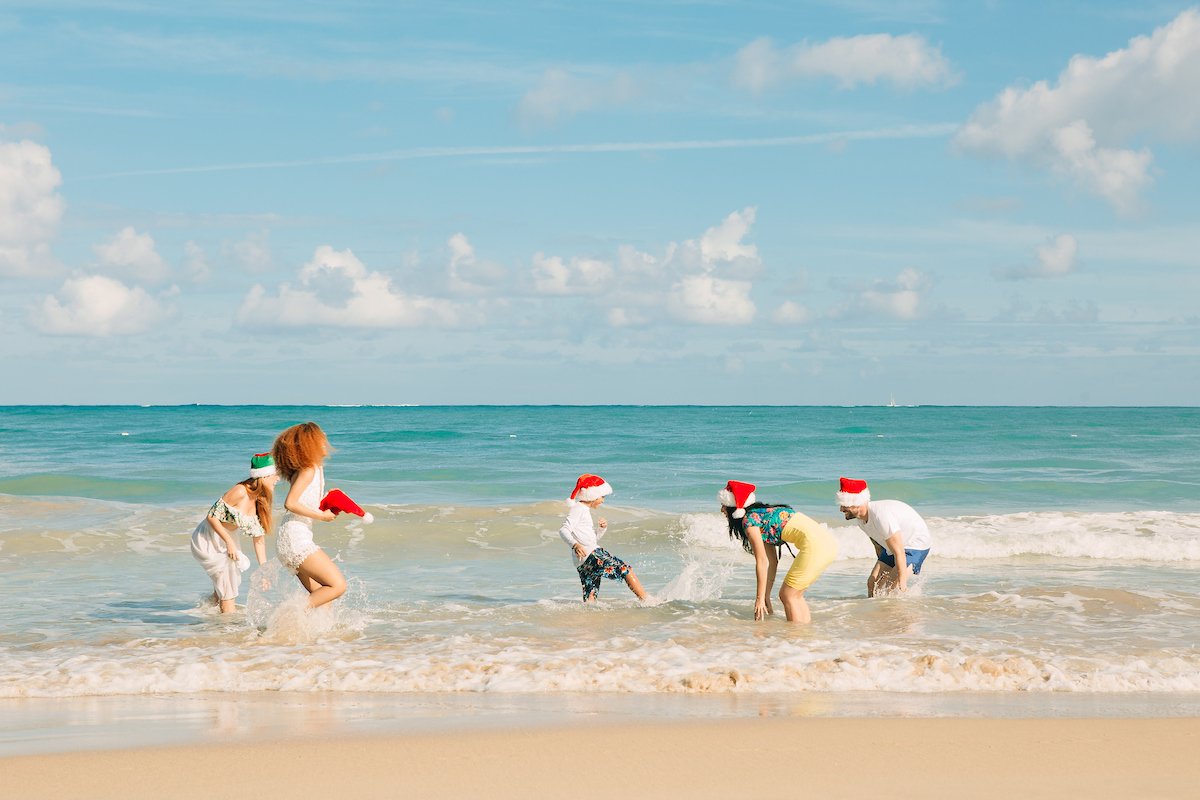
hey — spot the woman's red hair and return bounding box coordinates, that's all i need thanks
[272,422,331,482]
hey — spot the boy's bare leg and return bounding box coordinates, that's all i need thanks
[624,570,647,601]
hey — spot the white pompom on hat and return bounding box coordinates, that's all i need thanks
[571,474,613,502]
[836,476,871,507]
[718,479,757,519]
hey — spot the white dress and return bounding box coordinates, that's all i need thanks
[190,498,261,601]
[276,466,324,572]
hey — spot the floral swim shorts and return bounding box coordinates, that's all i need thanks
[576,547,632,600]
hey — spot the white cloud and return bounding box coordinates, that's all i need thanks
[595,207,765,326]
[448,233,477,293]
[955,8,1200,211]
[34,274,174,336]
[237,245,463,329]
[515,33,953,127]
[699,207,759,265]
[448,233,506,293]
[667,275,756,325]
[93,226,169,283]
[1036,233,1079,276]
[517,68,639,127]
[512,207,765,325]
[0,137,63,276]
[733,33,956,92]
[865,267,926,319]
[617,245,660,275]
[183,240,210,282]
[531,252,613,295]
[222,229,272,272]
[994,233,1079,280]
[656,206,762,278]
[772,300,812,325]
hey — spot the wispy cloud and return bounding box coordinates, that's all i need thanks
[734,33,957,92]
[85,123,958,179]
[994,234,1079,281]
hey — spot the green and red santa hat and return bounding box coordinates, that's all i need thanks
[718,479,756,519]
[249,452,276,479]
[836,476,870,507]
[570,474,613,502]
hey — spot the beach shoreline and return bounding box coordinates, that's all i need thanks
[7,689,1200,759]
[3,716,1198,799]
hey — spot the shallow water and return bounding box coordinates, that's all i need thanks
[1,406,1197,726]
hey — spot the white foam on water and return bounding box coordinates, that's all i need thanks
[245,561,370,645]
[927,511,1200,561]
[4,636,1200,697]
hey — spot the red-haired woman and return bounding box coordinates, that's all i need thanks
[272,422,346,609]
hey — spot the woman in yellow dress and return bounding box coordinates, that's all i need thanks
[719,479,838,624]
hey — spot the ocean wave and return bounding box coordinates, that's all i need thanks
[675,510,1200,562]
[4,496,1200,563]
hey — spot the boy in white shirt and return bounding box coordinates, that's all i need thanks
[559,474,647,602]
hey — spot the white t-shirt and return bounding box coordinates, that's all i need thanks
[558,501,605,566]
[857,499,932,554]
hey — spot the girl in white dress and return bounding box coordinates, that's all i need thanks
[190,453,279,613]
[271,422,346,609]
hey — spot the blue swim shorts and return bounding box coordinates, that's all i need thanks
[576,547,632,600]
[877,548,930,574]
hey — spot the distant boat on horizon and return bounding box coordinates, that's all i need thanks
[886,394,898,407]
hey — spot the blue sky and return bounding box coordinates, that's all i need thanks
[2,0,1198,405]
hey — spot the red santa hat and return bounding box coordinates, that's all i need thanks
[718,480,757,519]
[570,474,613,502]
[836,476,870,508]
[319,489,375,524]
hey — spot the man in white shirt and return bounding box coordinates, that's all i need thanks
[836,476,931,597]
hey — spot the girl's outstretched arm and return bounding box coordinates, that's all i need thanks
[284,467,336,522]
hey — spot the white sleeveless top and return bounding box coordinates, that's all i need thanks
[281,466,324,528]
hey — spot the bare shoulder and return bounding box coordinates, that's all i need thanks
[223,484,249,504]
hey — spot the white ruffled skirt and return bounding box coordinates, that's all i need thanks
[190,522,250,601]
[276,516,321,572]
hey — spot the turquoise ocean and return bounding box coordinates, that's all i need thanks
[2,406,1199,751]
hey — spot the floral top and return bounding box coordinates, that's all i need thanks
[207,498,266,538]
[741,506,794,545]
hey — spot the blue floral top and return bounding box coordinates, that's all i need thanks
[742,506,794,545]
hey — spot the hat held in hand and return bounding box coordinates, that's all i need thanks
[320,489,374,524]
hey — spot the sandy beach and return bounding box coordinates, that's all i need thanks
[3,716,1197,799]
